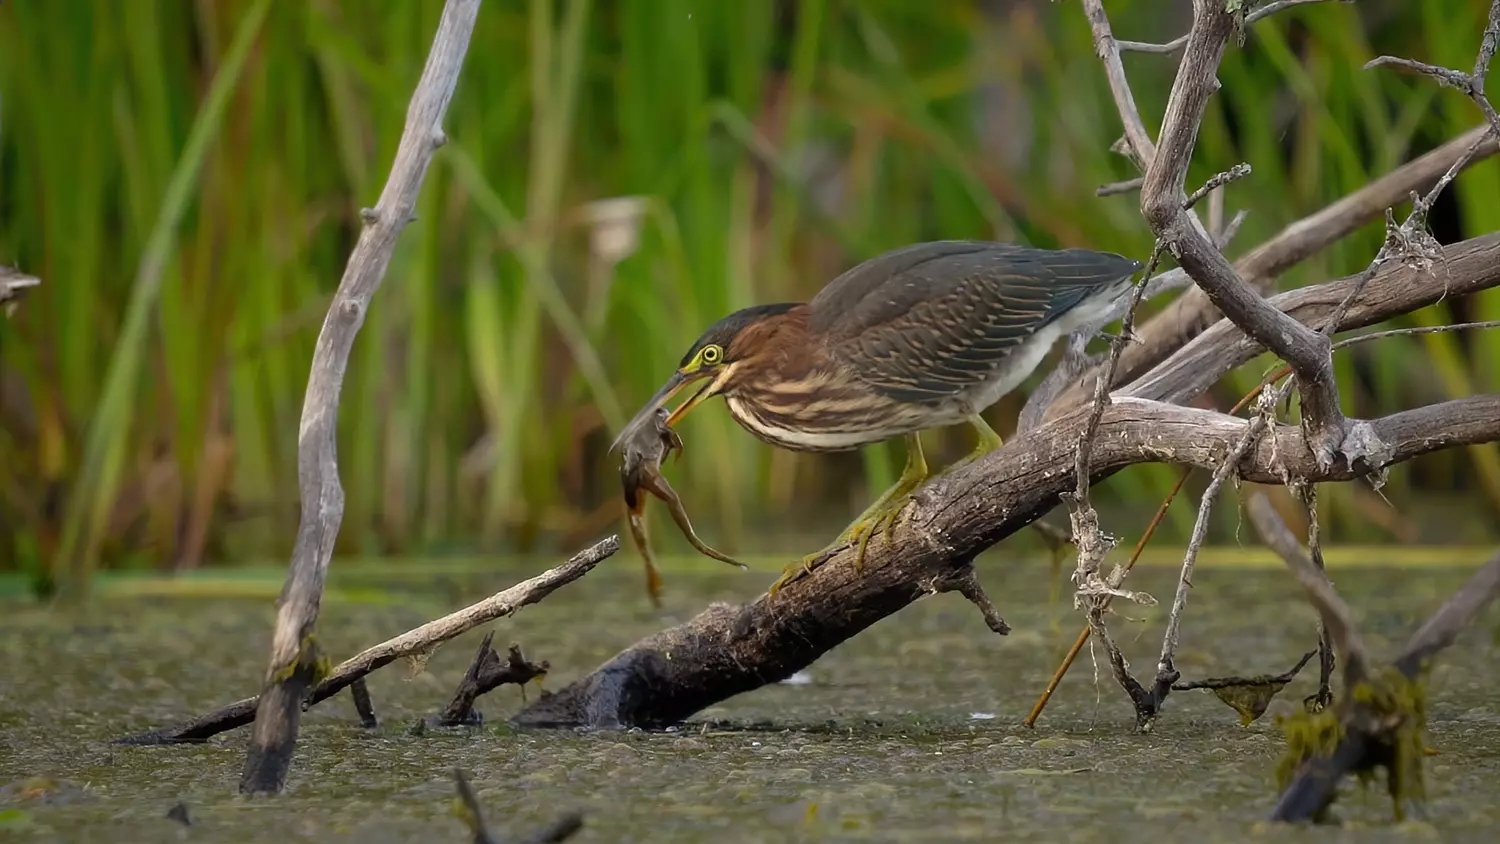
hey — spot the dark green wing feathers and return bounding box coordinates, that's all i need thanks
[808,241,1140,404]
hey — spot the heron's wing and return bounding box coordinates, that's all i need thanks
[809,241,1139,404]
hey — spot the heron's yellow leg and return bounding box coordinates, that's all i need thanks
[770,434,928,594]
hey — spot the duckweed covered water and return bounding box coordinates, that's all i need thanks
[3,554,1499,842]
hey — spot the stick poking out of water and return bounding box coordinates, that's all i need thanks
[433,633,549,727]
[453,768,583,844]
[115,536,616,746]
[239,0,485,796]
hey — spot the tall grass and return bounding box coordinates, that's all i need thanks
[2,0,1498,596]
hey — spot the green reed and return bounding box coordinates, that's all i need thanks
[1,0,1497,597]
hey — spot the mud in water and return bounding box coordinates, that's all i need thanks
[2,553,1499,842]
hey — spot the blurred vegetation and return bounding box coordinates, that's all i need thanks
[2,0,1498,598]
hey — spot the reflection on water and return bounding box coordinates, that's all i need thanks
[2,555,1499,842]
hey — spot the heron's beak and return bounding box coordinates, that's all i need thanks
[610,369,706,452]
[664,374,724,428]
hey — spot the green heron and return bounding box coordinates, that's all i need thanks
[613,240,1142,584]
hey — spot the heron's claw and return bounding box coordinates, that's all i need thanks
[767,494,914,596]
[768,432,928,598]
[845,497,913,572]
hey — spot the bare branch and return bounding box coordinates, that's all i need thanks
[1081,0,1157,165]
[1123,233,1500,406]
[1183,163,1252,210]
[1117,0,1340,55]
[1366,56,1477,91]
[117,537,615,745]
[1149,395,1273,725]
[1065,124,1500,413]
[932,567,1010,635]
[1332,319,1500,351]
[350,678,377,729]
[1395,547,1500,675]
[453,768,584,844]
[239,0,483,796]
[435,638,549,727]
[0,265,41,317]
[1096,176,1144,196]
[1364,0,1500,142]
[1139,1,1347,469]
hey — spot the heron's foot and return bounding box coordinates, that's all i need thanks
[768,433,928,597]
[767,492,918,596]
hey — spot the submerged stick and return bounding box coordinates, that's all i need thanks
[117,537,614,745]
[434,634,549,727]
[453,768,583,844]
[240,0,483,796]
[350,678,378,729]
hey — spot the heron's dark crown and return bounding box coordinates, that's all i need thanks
[679,302,801,368]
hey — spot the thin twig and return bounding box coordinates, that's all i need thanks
[1331,319,1500,351]
[1184,163,1252,210]
[1097,176,1144,196]
[1395,547,1500,675]
[1147,393,1275,725]
[452,768,585,844]
[932,567,1011,635]
[1051,120,1499,427]
[1294,482,1335,710]
[1117,0,1341,55]
[1245,493,1370,684]
[454,768,500,844]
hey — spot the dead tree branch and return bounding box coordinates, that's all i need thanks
[350,678,377,729]
[514,393,1500,729]
[503,0,1500,736]
[434,634,550,727]
[1124,233,1500,405]
[1366,0,1500,140]
[240,0,483,795]
[0,265,41,317]
[1139,1,1346,467]
[117,536,614,745]
[1060,124,1499,416]
[1250,492,1500,823]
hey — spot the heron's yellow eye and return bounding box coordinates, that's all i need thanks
[699,344,723,366]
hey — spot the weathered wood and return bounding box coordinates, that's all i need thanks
[116,536,614,745]
[1080,124,1499,403]
[239,0,484,795]
[514,394,1500,729]
[434,634,549,727]
[1251,492,1500,823]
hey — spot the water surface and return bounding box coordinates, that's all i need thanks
[2,553,1498,842]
